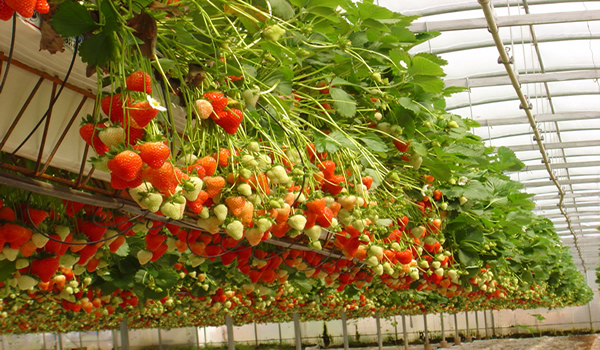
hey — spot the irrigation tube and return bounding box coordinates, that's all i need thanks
[477,0,587,272]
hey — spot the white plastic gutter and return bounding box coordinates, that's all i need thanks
[477,0,587,273]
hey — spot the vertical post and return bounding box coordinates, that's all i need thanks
[57,333,63,350]
[194,327,200,349]
[341,311,349,350]
[401,314,408,350]
[120,319,130,350]
[588,303,594,332]
[1,335,5,350]
[440,314,448,348]
[423,314,431,350]
[375,311,383,350]
[158,328,163,350]
[254,323,259,347]
[293,313,302,350]
[278,323,283,349]
[490,310,496,338]
[465,312,473,342]
[483,310,489,339]
[97,331,101,350]
[475,311,480,339]
[394,316,399,344]
[453,313,461,345]
[42,333,47,350]
[204,327,208,347]
[226,315,235,350]
[112,329,119,350]
[79,332,83,348]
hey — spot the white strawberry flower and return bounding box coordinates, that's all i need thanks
[147,95,167,111]
[458,176,468,186]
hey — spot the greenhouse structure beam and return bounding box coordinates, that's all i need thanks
[477,0,587,271]
[429,34,600,55]
[448,91,600,110]
[445,69,600,88]
[402,0,589,16]
[510,140,600,152]
[410,9,600,33]
[523,177,600,187]
[524,160,600,171]
[477,111,600,126]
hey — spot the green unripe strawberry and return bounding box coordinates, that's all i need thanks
[263,25,286,41]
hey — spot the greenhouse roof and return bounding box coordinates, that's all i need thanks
[380,0,600,272]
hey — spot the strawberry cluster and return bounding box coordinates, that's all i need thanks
[0,0,49,20]
[195,92,245,134]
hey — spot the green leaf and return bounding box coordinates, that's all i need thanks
[360,133,388,153]
[462,180,491,201]
[421,156,451,181]
[398,97,420,115]
[506,211,532,226]
[0,260,16,282]
[134,270,149,284]
[144,287,169,300]
[100,0,120,33]
[293,277,313,293]
[155,269,179,289]
[153,59,177,74]
[314,132,339,153]
[362,18,390,32]
[306,0,342,8]
[51,1,100,37]
[330,88,357,118]
[349,31,368,47]
[79,32,117,67]
[411,76,445,94]
[268,0,295,20]
[444,143,485,158]
[114,240,130,257]
[409,56,445,77]
[496,146,525,171]
[328,131,357,150]
[458,247,479,266]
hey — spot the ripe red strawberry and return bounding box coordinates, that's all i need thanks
[0,0,15,20]
[77,244,98,265]
[225,196,246,217]
[0,223,31,244]
[78,219,107,242]
[30,256,60,283]
[110,171,143,190]
[306,198,326,214]
[109,235,126,253]
[316,207,334,228]
[35,0,49,14]
[362,176,373,190]
[212,148,231,167]
[79,122,109,155]
[126,70,152,93]
[318,160,336,179]
[23,208,48,227]
[62,200,85,217]
[396,250,413,265]
[145,233,167,251]
[393,139,410,153]
[135,142,171,169]
[126,126,146,146]
[204,176,226,198]
[101,94,130,124]
[142,162,179,196]
[196,156,217,176]
[212,109,243,134]
[0,206,15,221]
[203,92,227,112]
[130,101,159,127]
[5,0,35,18]
[107,150,143,181]
[186,164,206,178]
[323,174,345,195]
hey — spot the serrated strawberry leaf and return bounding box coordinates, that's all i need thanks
[51,1,100,37]
[330,88,356,118]
[360,133,388,153]
[78,32,117,67]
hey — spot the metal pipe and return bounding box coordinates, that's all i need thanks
[402,314,409,350]
[477,0,587,272]
[491,311,496,338]
[194,327,200,349]
[423,314,431,350]
[120,320,130,350]
[57,333,63,350]
[484,310,489,339]
[453,313,461,345]
[294,312,302,350]
[475,311,480,339]
[376,311,383,350]
[341,311,349,350]
[254,323,259,347]
[158,328,163,350]
[226,315,235,350]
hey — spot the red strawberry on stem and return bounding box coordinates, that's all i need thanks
[101,94,131,124]
[5,0,35,18]
[142,162,180,196]
[130,100,160,128]
[31,256,60,283]
[135,141,171,169]
[203,92,228,112]
[211,108,243,134]
[0,0,15,20]
[126,70,152,93]
[107,149,143,181]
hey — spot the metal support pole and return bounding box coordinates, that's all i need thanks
[440,314,448,348]
[43,333,47,350]
[97,331,101,350]
[483,310,489,339]
[588,303,594,332]
[279,323,283,349]
[294,312,302,350]
[204,327,208,347]
[57,333,63,350]
[226,315,235,350]
[394,316,399,344]
[1,335,5,350]
[490,310,496,338]
[475,311,481,339]
[376,311,383,350]
[402,314,409,350]
[158,328,163,350]
[79,332,83,348]
[254,323,259,347]
[194,327,200,349]
[453,313,462,345]
[423,314,432,350]
[120,319,130,350]
[341,311,349,350]
[465,312,473,342]
[112,330,119,350]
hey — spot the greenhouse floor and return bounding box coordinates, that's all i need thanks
[326,334,600,350]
